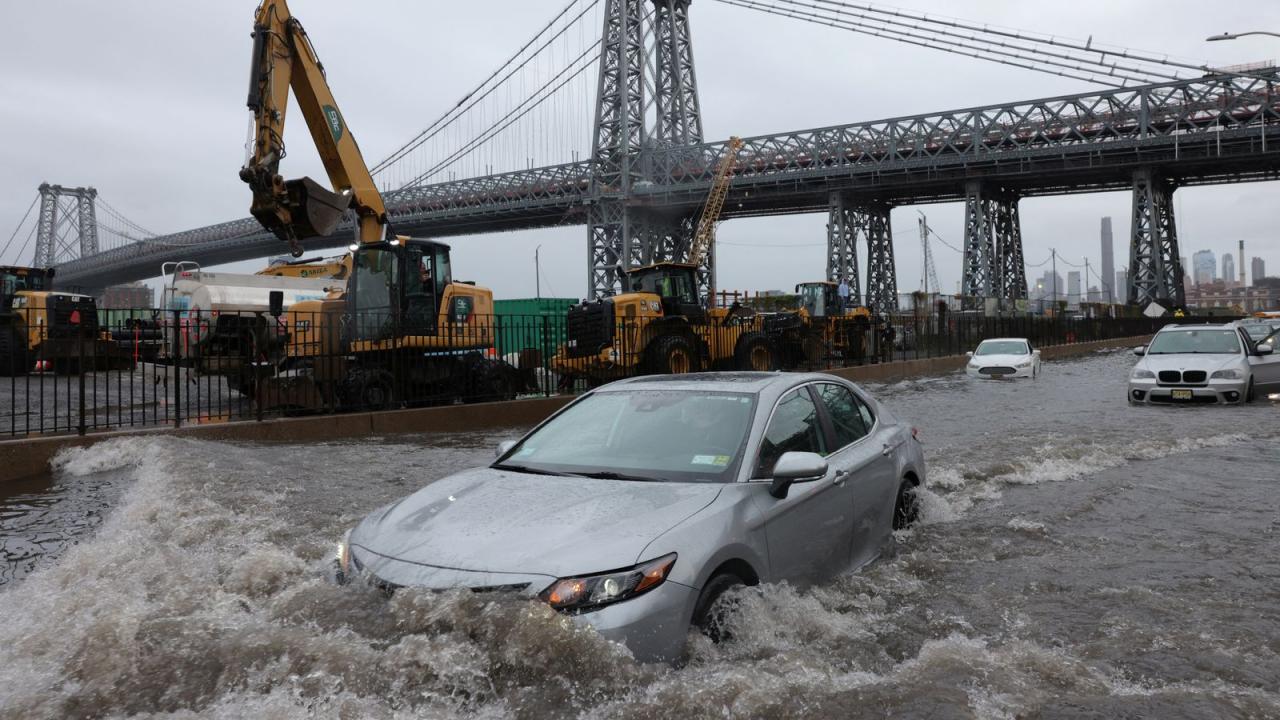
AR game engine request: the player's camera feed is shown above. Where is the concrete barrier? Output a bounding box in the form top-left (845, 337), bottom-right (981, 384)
top-left (0, 335), bottom-right (1151, 486)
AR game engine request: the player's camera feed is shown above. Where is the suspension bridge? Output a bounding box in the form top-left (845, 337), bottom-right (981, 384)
top-left (6, 0), bottom-right (1280, 311)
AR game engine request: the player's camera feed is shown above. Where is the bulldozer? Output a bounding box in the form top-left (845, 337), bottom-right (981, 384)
top-left (552, 136), bottom-right (777, 384)
top-left (1, 265), bottom-right (133, 375)
top-left (764, 281), bottom-right (873, 368)
top-left (238, 0), bottom-right (519, 411)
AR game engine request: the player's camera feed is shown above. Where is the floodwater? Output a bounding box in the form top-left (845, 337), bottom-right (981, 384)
top-left (1, 348), bottom-right (1278, 719)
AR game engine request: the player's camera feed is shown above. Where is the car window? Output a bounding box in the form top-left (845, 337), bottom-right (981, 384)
top-left (501, 390), bottom-right (756, 483)
top-left (754, 388), bottom-right (827, 478)
top-left (1147, 329), bottom-right (1240, 355)
top-left (816, 383), bottom-right (870, 449)
top-left (975, 340), bottom-right (1029, 356)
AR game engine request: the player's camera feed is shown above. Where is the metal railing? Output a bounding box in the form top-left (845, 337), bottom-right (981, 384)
top-left (0, 308), bottom-right (1219, 439)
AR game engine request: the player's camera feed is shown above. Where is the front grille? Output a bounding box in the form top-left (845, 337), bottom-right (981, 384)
top-left (1158, 370), bottom-right (1181, 384)
top-left (979, 366), bottom-right (1016, 375)
top-left (1182, 370), bottom-right (1207, 384)
top-left (564, 300), bottom-right (614, 358)
top-left (1157, 369), bottom-right (1208, 386)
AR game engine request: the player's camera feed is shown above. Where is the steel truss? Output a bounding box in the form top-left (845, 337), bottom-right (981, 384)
top-left (52, 66), bottom-right (1280, 291)
top-left (825, 192), bottom-right (861, 306)
top-left (962, 182), bottom-right (1026, 300)
top-left (34, 183), bottom-right (99, 267)
top-left (1127, 168), bottom-right (1185, 309)
top-left (860, 200), bottom-right (897, 314)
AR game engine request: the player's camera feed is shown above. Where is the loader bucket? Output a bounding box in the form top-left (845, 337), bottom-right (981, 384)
top-left (284, 176), bottom-right (348, 240)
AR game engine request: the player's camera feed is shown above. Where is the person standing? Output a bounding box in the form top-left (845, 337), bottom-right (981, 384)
top-left (836, 278), bottom-right (850, 313)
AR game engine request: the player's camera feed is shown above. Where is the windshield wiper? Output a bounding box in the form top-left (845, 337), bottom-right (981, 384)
top-left (566, 470), bottom-right (663, 482)
top-left (492, 463), bottom-right (571, 477)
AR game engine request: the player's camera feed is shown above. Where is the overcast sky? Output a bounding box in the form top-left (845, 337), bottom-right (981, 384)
top-left (3, 0), bottom-right (1280, 300)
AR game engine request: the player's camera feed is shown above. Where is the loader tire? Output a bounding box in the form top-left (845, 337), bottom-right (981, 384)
top-left (341, 368), bottom-right (397, 412)
top-left (733, 332), bottom-right (777, 371)
top-left (644, 335), bottom-right (697, 376)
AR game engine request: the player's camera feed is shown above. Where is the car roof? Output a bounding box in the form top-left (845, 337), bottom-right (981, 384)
top-left (1158, 323), bottom-right (1238, 332)
top-left (977, 337), bottom-right (1030, 343)
top-left (602, 371), bottom-right (842, 397)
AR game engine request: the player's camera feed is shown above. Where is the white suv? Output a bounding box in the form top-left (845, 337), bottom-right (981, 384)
top-left (1128, 323), bottom-right (1280, 404)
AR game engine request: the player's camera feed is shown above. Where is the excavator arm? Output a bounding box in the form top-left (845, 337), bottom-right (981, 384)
top-left (686, 136), bottom-right (742, 269)
top-left (240, 0), bottom-right (387, 256)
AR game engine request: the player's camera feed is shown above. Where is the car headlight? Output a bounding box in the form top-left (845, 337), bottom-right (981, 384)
top-left (540, 553), bottom-right (677, 613)
top-left (1210, 369), bottom-right (1241, 380)
top-left (1131, 368), bottom-right (1155, 379)
top-left (1016, 359), bottom-right (1032, 368)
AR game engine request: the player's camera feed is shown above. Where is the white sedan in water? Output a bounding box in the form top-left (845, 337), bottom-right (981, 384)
top-left (965, 338), bottom-right (1041, 379)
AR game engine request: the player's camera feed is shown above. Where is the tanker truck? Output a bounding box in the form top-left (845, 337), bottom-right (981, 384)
top-left (160, 262), bottom-right (334, 393)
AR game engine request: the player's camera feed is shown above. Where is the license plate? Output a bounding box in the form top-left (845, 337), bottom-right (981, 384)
top-left (1171, 389), bottom-right (1193, 400)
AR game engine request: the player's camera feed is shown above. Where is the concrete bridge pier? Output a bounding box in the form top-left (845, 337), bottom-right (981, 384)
top-left (1127, 168), bottom-right (1186, 309)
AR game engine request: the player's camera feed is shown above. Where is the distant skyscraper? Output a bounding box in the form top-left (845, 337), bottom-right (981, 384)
top-left (1222, 253), bottom-right (1236, 288)
top-left (1254, 257), bottom-right (1267, 284)
top-left (1192, 250), bottom-right (1217, 286)
top-left (1100, 217), bottom-right (1115, 303)
top-left (1115, 270), bottom-right (1127, 301)
top-left (1067, 271), bottom-right (1082, 306)
top-left (1087, 286), bottom-right (1102, 303)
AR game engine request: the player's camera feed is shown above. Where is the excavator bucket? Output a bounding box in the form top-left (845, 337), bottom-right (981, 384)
top-left (283, 176), bottom-right (348, 240)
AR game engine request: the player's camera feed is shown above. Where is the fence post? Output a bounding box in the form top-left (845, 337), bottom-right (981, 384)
top-left (77, 335), bottom-right (86, 436)
top-left (172, 309), bottom-right (182, 429)
top-left (541, 315), bottom-right (551, 397)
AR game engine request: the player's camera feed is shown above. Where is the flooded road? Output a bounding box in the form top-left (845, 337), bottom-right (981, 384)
top-left (1, 348), bottom-right (1278, 719)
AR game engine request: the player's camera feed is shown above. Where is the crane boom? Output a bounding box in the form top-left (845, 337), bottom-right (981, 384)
top-left (687, 136), bottom-right (742, 268)
top-left (239, 0), bottom-right (387, 256)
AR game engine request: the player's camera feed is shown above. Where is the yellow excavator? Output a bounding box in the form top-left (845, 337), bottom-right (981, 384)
top-left (553, 136), bottom-right (774, 384)
top-left (1, 266), bottom-right (133, 375)
top-left (257, 253), bottom-right (351, 281)
top-left (239, 0), bottom-right (517, 409)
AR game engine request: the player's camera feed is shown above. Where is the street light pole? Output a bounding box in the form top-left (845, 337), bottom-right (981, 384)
top-left (535, 244), bottom-right (542, 299)
top-left (1207, 31), bottom-right (1280, 42)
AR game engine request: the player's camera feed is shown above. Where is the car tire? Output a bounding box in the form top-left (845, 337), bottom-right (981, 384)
top-left (692, 572), bottom-right (744, 643)
top-left (893, 480), bottom-right (920, 530)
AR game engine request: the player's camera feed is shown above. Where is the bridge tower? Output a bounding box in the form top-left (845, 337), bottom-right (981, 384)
top-left (826, 193), bottom-right (862, 306)
top-left (826, 195), bottom-right (897, 314)
top-left (588, 0), bottom-right (705, 299)
top-left (1127, 169), bottom-right (1185, 309)
top-left (962, 182), bottom-right (1026, 303)
top-left (33, 183), bottom-right (100, 267)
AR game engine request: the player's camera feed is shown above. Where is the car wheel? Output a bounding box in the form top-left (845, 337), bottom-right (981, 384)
top-left (692, 572), bottom-right (744, 643)
top-left (893, 480), bottom-right (920, 530)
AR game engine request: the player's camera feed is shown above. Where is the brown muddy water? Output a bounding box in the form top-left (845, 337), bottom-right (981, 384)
top-left (0, 349), bottom-right (1278, 719)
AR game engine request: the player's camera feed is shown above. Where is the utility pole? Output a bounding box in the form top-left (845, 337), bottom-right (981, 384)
top-left (1084, 257), bottom-right (1090, 304)
top-left (535, 244), bottom-right (542, 299)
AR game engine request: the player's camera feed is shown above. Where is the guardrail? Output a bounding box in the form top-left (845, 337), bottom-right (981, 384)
top-left (0, 308), bottom-right (1218, 439)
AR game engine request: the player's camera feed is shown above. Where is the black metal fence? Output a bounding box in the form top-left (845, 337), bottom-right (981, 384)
top-left (0, 307), bottom-right (1223, 439)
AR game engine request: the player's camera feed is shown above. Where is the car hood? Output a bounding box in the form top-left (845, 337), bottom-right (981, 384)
top-left (350, 467), bottom-right (723, 578)
top-left (1139, 354), bottom-right (1241, 373)
top-left (971, 353), bottom-right (1029, 366)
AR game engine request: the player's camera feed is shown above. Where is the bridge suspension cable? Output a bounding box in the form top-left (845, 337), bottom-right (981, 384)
top-left (1, 195), bottom-right (39, 265)
top-left (719, 0), bottom-right (1181, 87)
top-left (370, 0), bottom-right (603, 190)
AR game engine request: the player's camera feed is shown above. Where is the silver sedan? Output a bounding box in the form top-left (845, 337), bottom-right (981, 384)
top-left (334, 372), bottom-right (927, 662)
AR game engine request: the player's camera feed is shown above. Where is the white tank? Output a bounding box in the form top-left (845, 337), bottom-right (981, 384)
top-left (165, 271), bottom-right (334, 315)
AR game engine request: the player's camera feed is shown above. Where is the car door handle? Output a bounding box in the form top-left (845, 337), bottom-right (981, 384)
top-left (881, 442), bottom-right (901, 457)
top-left (832, 469), bottom-right (850, 485)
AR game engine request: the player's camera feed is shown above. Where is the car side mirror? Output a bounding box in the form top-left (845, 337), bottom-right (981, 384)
top-left (495, 440), bottom-right (517, 458)
top-left (1257, 343), bottom-right (1275, 356)
top-left (1133, 346), bottom-right (1146, 357)
top-left (768, 451), bottom-right (828, 499)
top-left (965, 351), bottom-right (974, 358)
top-left (268, 290), bottom-right (284, 318)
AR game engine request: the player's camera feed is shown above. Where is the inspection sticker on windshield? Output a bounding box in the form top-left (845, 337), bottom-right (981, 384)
top-left (692, 455), bottom-right (731, 466)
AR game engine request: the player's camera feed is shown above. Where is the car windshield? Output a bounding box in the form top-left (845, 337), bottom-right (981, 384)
top-left (1147, 329), bottom-right (1241, 355)
top-left (975, 340), bottom-right (1028, 356)
top-left (495, 389), bottom-right (756, 483)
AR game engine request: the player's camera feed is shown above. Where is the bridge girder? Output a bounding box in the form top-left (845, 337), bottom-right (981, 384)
top-left (1127, 168), bottom-right (1186, 309)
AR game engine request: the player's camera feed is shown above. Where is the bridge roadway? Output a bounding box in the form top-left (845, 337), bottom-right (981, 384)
top-left (56, 72), bottom-right (1280, 289)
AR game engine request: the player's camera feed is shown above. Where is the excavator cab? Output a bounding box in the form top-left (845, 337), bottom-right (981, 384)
top-left (347, 239), bottom-right (454, 342)
top-left (797, 282), bottom-right (841, 318)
